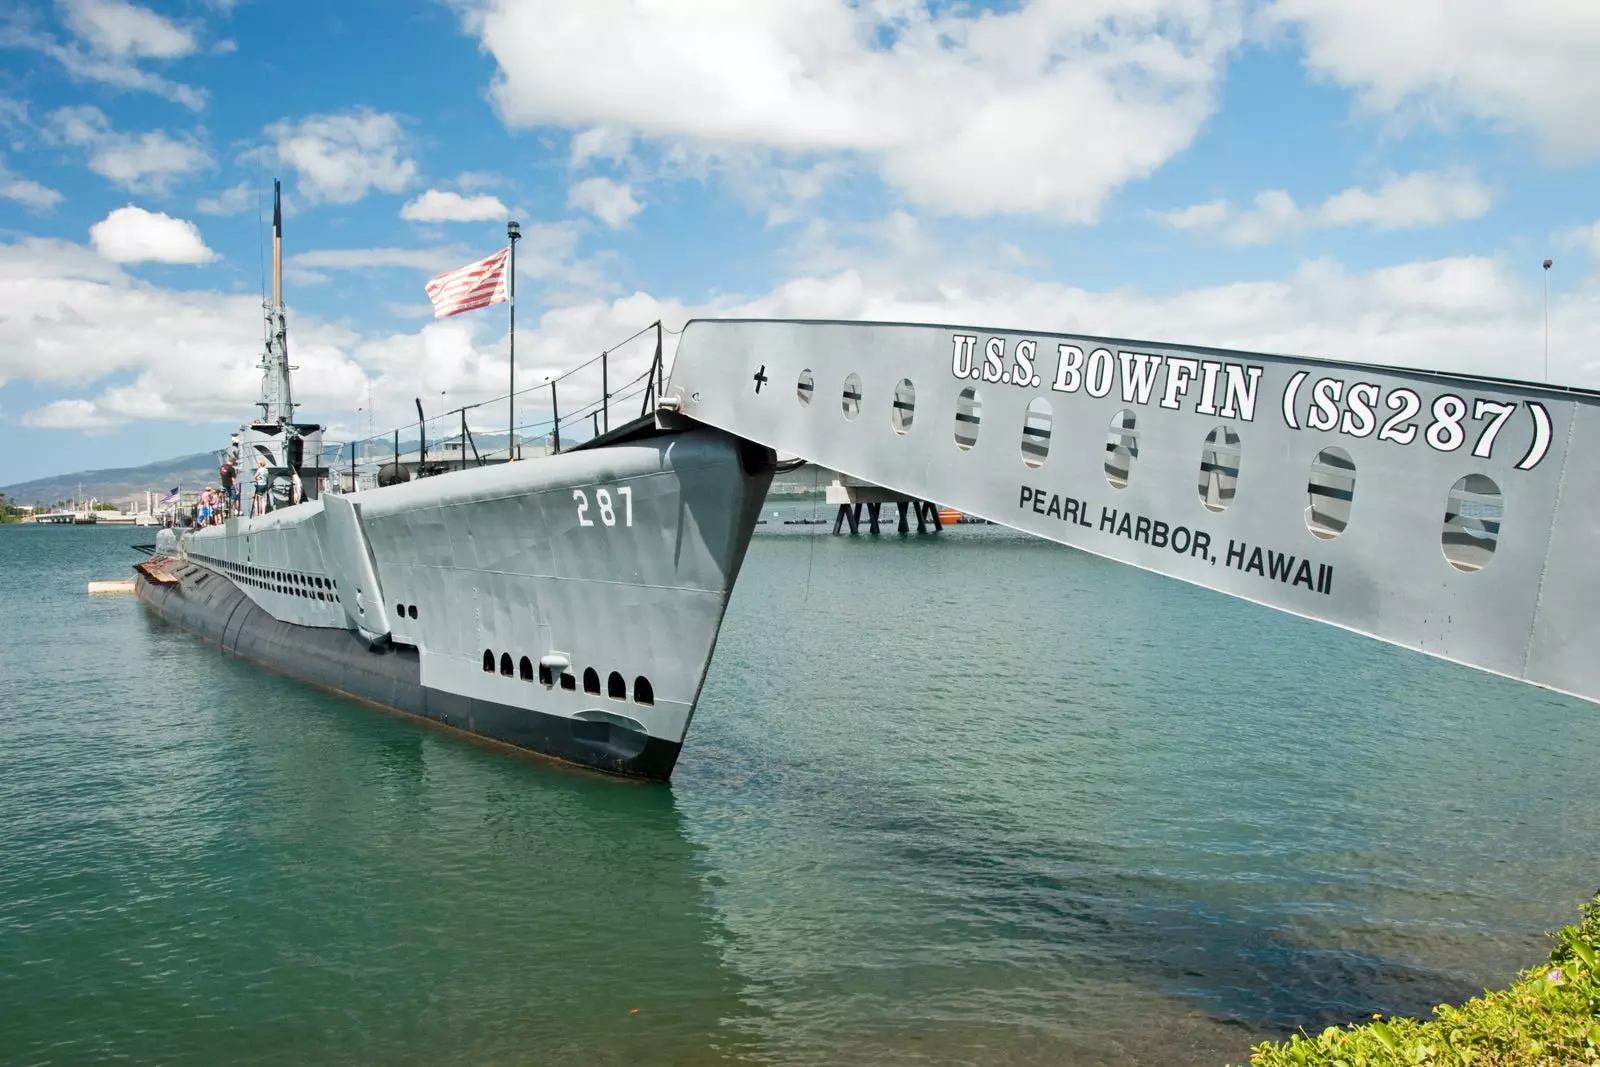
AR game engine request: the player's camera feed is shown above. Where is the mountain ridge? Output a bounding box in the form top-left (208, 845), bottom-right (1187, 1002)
top-left (0, 451), bottom-right (225, 508)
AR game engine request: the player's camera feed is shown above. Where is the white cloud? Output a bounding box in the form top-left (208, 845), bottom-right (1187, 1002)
top-left (0, 220), bottom-right (626, 435)
top-left (49, 106), bottom-right (211, 194)
top-left (385, 302), bottom-right (435, 319)
top-left (196, 180), bottom-right (254, 215)
top-left (266, 109), bottom-right (418, 205)
top-left (285, 223), bottom-right (600, 295)
top-left (1267, 0), bottom-right (1600, 158)
top-left (566, 176), bottom-right (641, 229)
top-left (90, 205), bottom-right (215, 264)
top-left (6, 208), bottom-right (1600, 448)
top-left (1319, 170), bottom-right (1492, 227)
top-left (1158, 170), bottom-right (1491, 244)
top-left (289, 247), bottom-right (473, 272)
top-left (0, 97), bottom-right (31, 137)
top-left (61, 0), bottom-right (196, 59)
top-left (88, 130), bottom-right (210, 191)
top-left (0, 155), bottom-right (63, 210)
top-left (456, 0), bottom-right (1245, 222)
top-left (9, 0), bottom-right (206, 110)
top-left (0, 236), bottom-right (368, 425)
top-left (1555, 220), bottom-right (1600, 263)
top-left (23, 398), bottom-right (119, 430)
top-left (1159, 198), bottom-right (1229, 231)
top-left (569, 126), bottom-right (632, 170)
top-left (453, 171), bottom-right (504, 192)
top-left (400, 189), bottom-right (509, 223)
top-left (648, 144), bottom-right (843, 226)
top-left (729, 217), bottom-right (1600, 389)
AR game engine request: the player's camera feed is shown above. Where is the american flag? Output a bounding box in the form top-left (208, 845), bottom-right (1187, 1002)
top-left (160, 486), bottom-right (180, 504)
top-left (424, 247), bottom-right (510, 320)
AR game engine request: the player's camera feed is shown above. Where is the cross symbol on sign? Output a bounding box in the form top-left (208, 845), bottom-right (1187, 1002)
top-left (753, 365), bottom-right (769, 394)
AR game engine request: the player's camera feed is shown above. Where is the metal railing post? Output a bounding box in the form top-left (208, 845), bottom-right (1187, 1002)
top-left (414, 399), bottom-right (427, 470)
top-left (551, 381), bottom-right (561, 454)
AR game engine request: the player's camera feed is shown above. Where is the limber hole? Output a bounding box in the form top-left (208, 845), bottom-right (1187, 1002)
top-left (954, 386), bottom-right (982, 451)
top-left (1306, 446), bottom-right (1356, 539)
top-left (892, 379), bottom-right (916, 434)
top-left (796, 369), bottom-right (815, 407)
top-left (1104, 409), bottom-right (1138, 489)
top-left (1442, 473), bottom-right (1503, 572)
top-left (1198, 424), bottom-right (1241, 513)
top-left (1021, 398), bottom-right (1052, 468)
top-left (842, 372), bottom-right (862, 420)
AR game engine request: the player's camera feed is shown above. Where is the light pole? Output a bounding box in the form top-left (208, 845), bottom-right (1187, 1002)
top-left (1542, 258), bottom-right (1552, 382)
top-left (507, 220), bottom-right (520, 461)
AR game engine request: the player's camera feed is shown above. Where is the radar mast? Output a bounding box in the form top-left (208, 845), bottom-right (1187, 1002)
top-left (257, 179), bottom-right (294, 425)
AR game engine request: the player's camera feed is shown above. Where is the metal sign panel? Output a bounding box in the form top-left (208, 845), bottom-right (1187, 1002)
top-left (669, 318), bottom-right (1600, 706)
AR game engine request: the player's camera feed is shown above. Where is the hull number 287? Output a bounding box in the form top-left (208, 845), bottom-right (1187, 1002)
top-left (573, 486), bottom-right (633, 527)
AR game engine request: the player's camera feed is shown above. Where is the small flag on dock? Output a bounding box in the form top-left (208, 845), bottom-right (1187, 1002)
top-left (160, 486), bottom-right (180, 504)
top-left (425, 247), bottom-right (510, 320)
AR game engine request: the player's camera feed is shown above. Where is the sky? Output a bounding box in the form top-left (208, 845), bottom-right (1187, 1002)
top-left (0, 0), bottom-right (1597, 487)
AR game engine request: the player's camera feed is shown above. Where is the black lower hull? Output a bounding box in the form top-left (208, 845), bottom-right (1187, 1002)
top-left (134, 560), bottom-right (682, 781)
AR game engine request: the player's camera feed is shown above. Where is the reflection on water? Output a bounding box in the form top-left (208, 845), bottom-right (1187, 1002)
top-left (1, 521), bottom-right (1596, 1066)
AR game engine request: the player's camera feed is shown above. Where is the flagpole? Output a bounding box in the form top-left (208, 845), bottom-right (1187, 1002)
top-left (1543, 258), bottom-right (1552, 382)
top-left (506, 221), bottom-right (521, 461)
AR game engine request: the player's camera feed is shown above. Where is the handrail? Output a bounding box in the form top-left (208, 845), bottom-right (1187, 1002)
top-left (323, 321), bottom-right (666, 481)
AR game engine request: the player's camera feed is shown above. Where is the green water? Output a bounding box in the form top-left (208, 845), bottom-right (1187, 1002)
top-left (1, 520), bottom-right (1595, 1066)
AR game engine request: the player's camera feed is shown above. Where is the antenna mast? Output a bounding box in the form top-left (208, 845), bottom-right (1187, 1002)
top-left (257, 179), bottom-right (294, 425)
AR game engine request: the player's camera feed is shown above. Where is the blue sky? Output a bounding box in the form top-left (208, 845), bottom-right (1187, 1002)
top-left (0, 0), bottom-right (1596, 489)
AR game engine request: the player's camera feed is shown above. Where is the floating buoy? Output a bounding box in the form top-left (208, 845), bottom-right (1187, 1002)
top-left (87, 579), bottom-right (136, 595)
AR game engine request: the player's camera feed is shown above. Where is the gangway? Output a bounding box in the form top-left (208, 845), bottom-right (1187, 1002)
top-left (667, 318), bottom-right (1600, 707)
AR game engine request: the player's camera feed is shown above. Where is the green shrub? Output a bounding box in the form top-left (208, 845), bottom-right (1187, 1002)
top-left (1243, 892), bottom-right (1600, 1067)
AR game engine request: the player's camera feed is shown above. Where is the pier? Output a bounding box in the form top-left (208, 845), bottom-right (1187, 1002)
top-left (825, 474), bottom-right (943, 536)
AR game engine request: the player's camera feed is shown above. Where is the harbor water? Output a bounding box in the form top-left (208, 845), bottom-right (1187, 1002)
top-left (1, 517), bottom-right (1595, 1066)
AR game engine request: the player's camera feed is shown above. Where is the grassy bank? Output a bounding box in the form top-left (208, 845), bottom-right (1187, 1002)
top-left (1242, 893), bottom-right (1600, 1066)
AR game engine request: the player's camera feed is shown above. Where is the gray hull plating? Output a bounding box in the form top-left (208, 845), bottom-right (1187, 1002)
top-left (136, 426), bottom-right (773, 780)
top-left (135, 563), bottom-right (684, 777)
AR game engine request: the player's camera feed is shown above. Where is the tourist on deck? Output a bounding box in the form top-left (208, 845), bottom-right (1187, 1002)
top-left (219, 456), bottom-right (238, 517)
top-left (253, 458), bottom-right (269, 515)
top-left (196, 487), bottom-right (214, 527)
